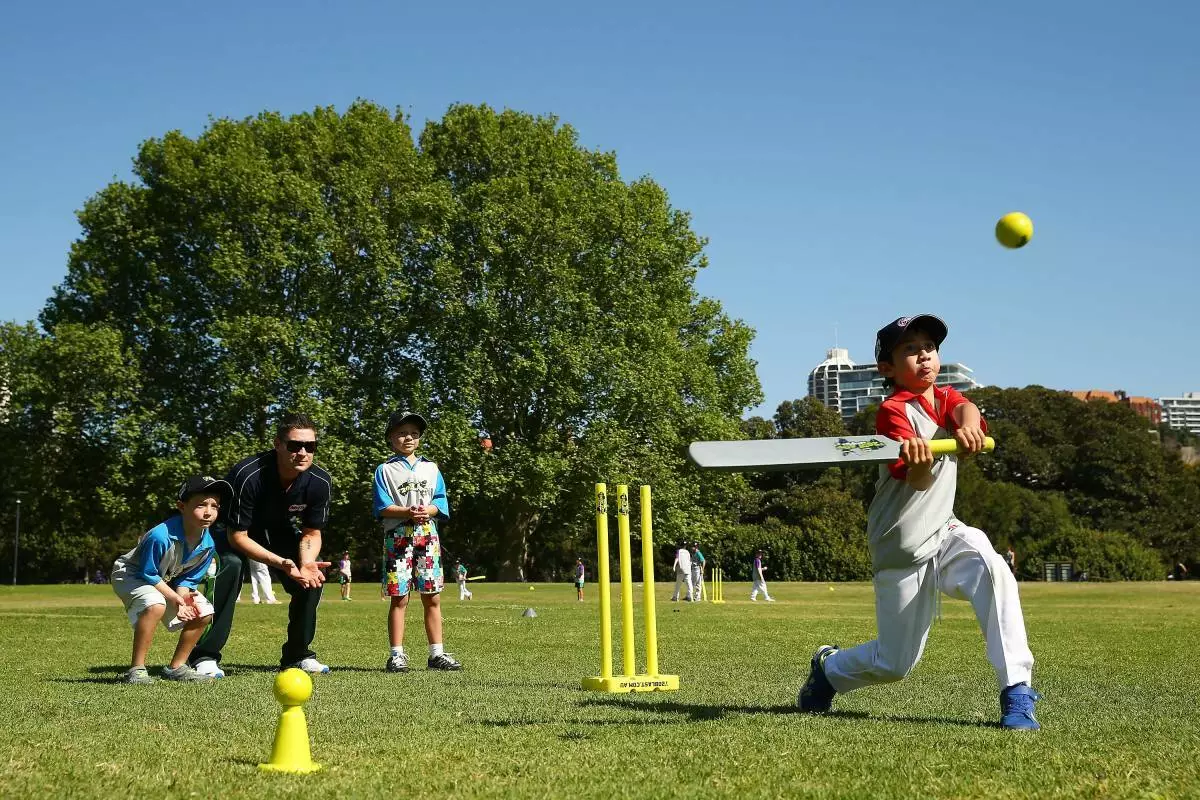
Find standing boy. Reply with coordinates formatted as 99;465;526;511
671;542;693;602
455;560;473;601
338;551;353;601
798;315;1041;730
690;543;706;601
110;476;230;683
574;558;586;601
375;411;462;673
750;550;773;602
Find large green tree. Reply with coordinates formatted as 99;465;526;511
34;101;761;580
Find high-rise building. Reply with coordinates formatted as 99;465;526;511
1161;393;1200;435
808;348;983;421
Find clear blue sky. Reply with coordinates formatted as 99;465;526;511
2;1;1196;415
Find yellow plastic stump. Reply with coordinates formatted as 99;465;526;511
583;483;679;693
259;668;321;773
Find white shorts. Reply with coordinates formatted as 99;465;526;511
112;578;214;632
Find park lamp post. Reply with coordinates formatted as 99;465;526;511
11;495;23;587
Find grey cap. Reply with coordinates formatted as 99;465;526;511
386;410;428;439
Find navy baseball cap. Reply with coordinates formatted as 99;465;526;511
177;475;233;505
874;315;948;363
386;410;428;439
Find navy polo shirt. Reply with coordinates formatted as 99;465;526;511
219;449;332;552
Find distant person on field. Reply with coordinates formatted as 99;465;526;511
690;543;706;601
574;558;585;601
249;559;280;604
375;411;462;673
110;476;229;684
1174;562;1189;581
1004;546;1017;574
798;315;1041;730
338;551;353;601
750;549;774;602
456;560;473;601
237;558;280;604
671;541;693;602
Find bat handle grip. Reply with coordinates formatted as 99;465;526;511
929;436;995;455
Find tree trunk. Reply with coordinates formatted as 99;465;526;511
496;508;540;581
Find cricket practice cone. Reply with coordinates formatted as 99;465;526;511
259;668;321;773
995;212;1034;249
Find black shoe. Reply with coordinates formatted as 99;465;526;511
385;653;409;673
797;645;838;712
427;652;463;671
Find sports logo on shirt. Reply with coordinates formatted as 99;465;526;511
288;504;308;513
396;478;432;503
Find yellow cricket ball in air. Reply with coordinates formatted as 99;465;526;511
995;212;1034;249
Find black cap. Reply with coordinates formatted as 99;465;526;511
177;475;233;505
874;314;948;363
386;410;428;439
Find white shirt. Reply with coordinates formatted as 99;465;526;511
673;548;692;571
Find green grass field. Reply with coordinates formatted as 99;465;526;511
1;580;1197;799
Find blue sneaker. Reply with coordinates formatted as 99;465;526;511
1000;683;1042;730
797;645;838;712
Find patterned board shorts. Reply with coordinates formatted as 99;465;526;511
383;524;443;597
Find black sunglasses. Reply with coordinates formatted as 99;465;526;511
285;440;318;454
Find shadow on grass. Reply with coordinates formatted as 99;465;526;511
580;696;795;722
223;662;379;674
578;697;998;729
479;717;679;728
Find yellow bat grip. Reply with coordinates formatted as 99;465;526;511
929;436;995;455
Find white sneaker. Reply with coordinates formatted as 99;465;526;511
193;659;225;678
289;657;330;674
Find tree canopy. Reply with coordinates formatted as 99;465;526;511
2;101;760;581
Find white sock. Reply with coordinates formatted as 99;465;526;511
390;646;404;657
429;643;444;658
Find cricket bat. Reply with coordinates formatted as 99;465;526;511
466;575;487;581
687;435;995;472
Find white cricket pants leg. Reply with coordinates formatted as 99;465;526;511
250;560;276;603
690;567;703;601
459;582;471;600
824;523;1034;693
750;577;771;601
672;569;693;600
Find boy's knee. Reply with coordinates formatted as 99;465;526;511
187;614;213;630
139;602;167;621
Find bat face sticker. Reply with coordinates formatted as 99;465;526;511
834;438;889;457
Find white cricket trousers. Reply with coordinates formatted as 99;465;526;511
672;568;693;601
690;565;703;601
824;522;1034;693
459;581;472;600
249;559;277;604
750;577;771;601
